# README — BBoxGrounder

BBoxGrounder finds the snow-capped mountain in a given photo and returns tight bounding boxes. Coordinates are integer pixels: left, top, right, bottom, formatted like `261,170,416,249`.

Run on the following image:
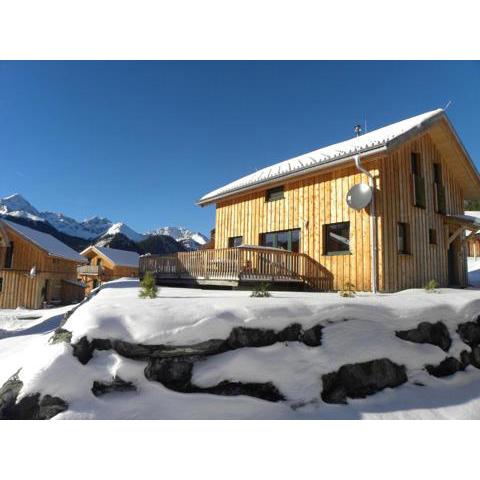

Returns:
103,222,145,243
0,194,207,248
0,193,44,222
148,226,208,245
41,212,113,240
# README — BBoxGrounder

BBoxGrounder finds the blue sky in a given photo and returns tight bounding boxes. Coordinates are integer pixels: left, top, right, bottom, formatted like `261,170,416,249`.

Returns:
0,61,479,235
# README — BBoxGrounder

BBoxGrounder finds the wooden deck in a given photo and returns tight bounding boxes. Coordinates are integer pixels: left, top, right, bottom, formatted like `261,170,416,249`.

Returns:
139,246,333,290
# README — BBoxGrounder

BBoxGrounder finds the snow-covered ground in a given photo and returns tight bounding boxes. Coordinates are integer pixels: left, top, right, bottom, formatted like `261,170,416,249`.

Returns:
1,264,480,420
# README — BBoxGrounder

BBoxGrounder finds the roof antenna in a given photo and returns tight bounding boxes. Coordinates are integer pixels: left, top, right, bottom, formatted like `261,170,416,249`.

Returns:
444,100,452,111
364,115,368,134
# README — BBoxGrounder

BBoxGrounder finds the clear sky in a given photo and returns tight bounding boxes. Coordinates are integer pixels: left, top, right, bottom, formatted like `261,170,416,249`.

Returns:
1,61,479,235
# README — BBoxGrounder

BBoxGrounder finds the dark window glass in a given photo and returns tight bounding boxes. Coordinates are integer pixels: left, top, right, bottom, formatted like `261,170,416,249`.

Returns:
411,152,421,176
259,229,301,252
5,242,14,268
228,236,243,248
429,229,437,245
433,163,442,184
0,277,3,293
398,223,409,254
324,222,350,255
266,186,284,202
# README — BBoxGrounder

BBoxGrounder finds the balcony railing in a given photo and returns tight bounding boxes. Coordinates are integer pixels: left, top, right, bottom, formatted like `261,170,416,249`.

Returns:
140,246,333,291
77,265,102,276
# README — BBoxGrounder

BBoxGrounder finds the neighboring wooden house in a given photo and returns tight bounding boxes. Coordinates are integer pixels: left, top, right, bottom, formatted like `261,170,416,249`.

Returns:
0,219,86,309
78,246,139,293
464,211,480,259
141,109,480,292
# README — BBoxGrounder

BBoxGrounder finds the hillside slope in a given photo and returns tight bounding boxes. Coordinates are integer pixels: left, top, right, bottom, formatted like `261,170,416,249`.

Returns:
2,281,480,420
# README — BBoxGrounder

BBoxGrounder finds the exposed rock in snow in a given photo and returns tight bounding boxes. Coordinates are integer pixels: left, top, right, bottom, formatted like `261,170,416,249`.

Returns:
91,376,137,397
425,357,466,378
321,358,408,404
396,321,452,352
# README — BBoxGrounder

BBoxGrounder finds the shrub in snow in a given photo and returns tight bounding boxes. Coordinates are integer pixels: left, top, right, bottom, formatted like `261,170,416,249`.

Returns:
424,279,439,293
250,282,271,298
139,272,158,299
339,281,356,298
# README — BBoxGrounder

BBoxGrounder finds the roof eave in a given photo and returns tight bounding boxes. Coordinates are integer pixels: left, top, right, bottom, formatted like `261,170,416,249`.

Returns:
197,144,388,206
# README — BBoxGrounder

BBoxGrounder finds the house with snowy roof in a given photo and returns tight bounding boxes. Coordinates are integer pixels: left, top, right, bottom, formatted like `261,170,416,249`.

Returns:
0,219,87,309
78,246,139,293
141,109,480,292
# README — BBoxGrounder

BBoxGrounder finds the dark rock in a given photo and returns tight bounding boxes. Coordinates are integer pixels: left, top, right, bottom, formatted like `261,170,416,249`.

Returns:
460,350,471,369
0,372,68,420
301,325,323,347
425,357,465,378
144,358,195,391
470,346,480,369
396,321,451,352
37,395,69,419
91,377,136,397
112,340,153,360
202,381,285,402
50,328,72,345
277,324,303,342
226,327,278,349
457,321,480,347
72,337,112,364
72,337,95,365
321,358,407,404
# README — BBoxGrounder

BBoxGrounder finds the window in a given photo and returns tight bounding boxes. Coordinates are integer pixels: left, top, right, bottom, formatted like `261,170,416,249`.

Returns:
0,277,3,293
266,186,284,202
228,236,243,248
411,153,426,208
429,228,437,245
324,222,350,255
4,242,14,268
97,258,102,266
398,222,410,254
259,229,300,252
433,163,446,214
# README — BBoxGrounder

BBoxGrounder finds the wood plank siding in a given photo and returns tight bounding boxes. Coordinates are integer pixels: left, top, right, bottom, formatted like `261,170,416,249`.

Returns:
0,225,83,309
214,132,466,292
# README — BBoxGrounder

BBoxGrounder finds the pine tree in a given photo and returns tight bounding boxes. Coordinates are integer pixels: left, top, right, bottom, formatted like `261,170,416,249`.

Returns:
139,272,158,299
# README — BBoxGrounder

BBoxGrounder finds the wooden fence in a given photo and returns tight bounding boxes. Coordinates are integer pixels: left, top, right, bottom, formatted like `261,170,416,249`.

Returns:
140,246,332,291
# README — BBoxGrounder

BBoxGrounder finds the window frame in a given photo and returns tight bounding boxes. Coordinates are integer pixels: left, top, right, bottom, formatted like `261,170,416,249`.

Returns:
0,277,3,293
429,228,437,245
323,221,351,256
259,228,301,253
397,222,410,254
4,241,14,269
265,185,285,202
411,152,426,209
228,236,243,248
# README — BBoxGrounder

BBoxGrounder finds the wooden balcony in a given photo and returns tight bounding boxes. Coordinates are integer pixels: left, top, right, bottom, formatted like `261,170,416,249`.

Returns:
77,265,102,276
139,246,333,291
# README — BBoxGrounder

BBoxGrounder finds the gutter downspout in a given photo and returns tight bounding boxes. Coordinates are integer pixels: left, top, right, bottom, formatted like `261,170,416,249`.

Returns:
354,143,378,294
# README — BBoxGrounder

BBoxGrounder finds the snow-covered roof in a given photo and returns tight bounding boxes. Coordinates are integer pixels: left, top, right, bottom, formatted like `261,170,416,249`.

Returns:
1,219,87,263
198,109,446,205
81,245,140,268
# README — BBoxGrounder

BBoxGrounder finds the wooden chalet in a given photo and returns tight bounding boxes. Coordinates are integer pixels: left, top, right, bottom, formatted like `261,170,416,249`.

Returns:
0,219,86,309
464,211,480,260
78,246,139,293
141,109,480,292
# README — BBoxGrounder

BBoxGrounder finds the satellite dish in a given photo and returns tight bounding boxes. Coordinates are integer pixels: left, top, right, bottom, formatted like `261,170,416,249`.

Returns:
346,183,372,210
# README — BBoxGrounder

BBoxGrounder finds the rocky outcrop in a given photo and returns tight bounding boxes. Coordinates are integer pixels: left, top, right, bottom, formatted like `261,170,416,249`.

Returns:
0,372,68,420
91,377,137,397
71,324,324,365
457,320,480,348
321,359,407,404
425,357,466,378
200,381,284,402
144,358,196,392
396,322,451,352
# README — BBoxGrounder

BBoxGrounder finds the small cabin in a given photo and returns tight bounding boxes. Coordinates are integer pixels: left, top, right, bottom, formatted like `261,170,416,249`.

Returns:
141,108,480,292
465,211,480,259
78,246,139,293
0,219,87,309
